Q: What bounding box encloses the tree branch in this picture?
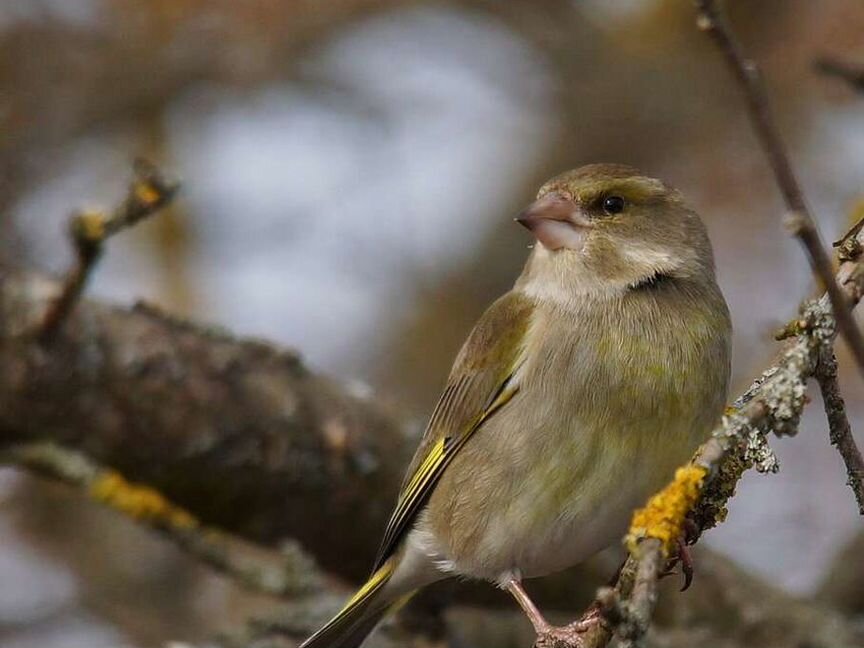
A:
[1,441,324,599]
[0,269,410,581]
[694,0,864,380]
[815,57,864,94]
[37,159,178,344]
[814,351,864,514]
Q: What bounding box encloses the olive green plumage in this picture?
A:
[301,164,731,648]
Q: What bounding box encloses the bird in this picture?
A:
[301,163,731,648]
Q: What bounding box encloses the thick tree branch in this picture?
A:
[694,0,864,380]
[1,441,324,599]
[0,270,409,581]
[817,528,864,616]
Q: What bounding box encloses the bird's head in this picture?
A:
[516,163,715,300]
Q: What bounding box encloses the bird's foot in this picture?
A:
[534,626,584,648]
[659,513,700,591]
[660,536,695,591]
[533,607,603,648]
[508,579,605,648]
[682,515,701,544]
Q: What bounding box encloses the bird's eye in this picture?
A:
[602,195,626,214]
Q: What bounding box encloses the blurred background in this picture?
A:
[1,0,863,646]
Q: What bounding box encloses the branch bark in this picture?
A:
[817,528,864,616]
[814,351,864,514]
[0,269,409,581]
[1,441,324,599]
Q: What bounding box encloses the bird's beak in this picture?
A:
[515,192,591,251]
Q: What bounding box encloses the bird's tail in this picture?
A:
[300,559,414,648]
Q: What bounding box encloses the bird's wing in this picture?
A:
[372,291,535,570]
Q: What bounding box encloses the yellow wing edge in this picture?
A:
[372,382,518,570]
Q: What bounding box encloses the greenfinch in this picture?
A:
[302,164,731,647]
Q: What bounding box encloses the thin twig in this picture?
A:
[834,215,864,262]
[694,0,864,381]
[1,441,323,598]
[36,159,179,344]
[815,57,864,94]
[815,351,864,514]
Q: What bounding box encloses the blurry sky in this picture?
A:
[3,0,864,645]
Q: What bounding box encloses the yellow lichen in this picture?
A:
[626,465,707,555]
[134,181,162,206]
[90,471,198,529]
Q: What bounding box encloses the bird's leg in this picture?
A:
[506,578,550,633]
[506,579,601,647]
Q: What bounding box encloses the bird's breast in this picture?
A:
[424,286,730,582]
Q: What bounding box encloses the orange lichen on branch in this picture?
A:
[90,470,198,529]
[626,465,707,555]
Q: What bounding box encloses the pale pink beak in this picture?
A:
[516,192,592,251]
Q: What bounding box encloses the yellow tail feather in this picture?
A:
[301,561,401,648]
[342,561,393,611]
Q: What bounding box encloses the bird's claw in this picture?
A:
[660,536,694,591]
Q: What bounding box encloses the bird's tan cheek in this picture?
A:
[581,239,630,280]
